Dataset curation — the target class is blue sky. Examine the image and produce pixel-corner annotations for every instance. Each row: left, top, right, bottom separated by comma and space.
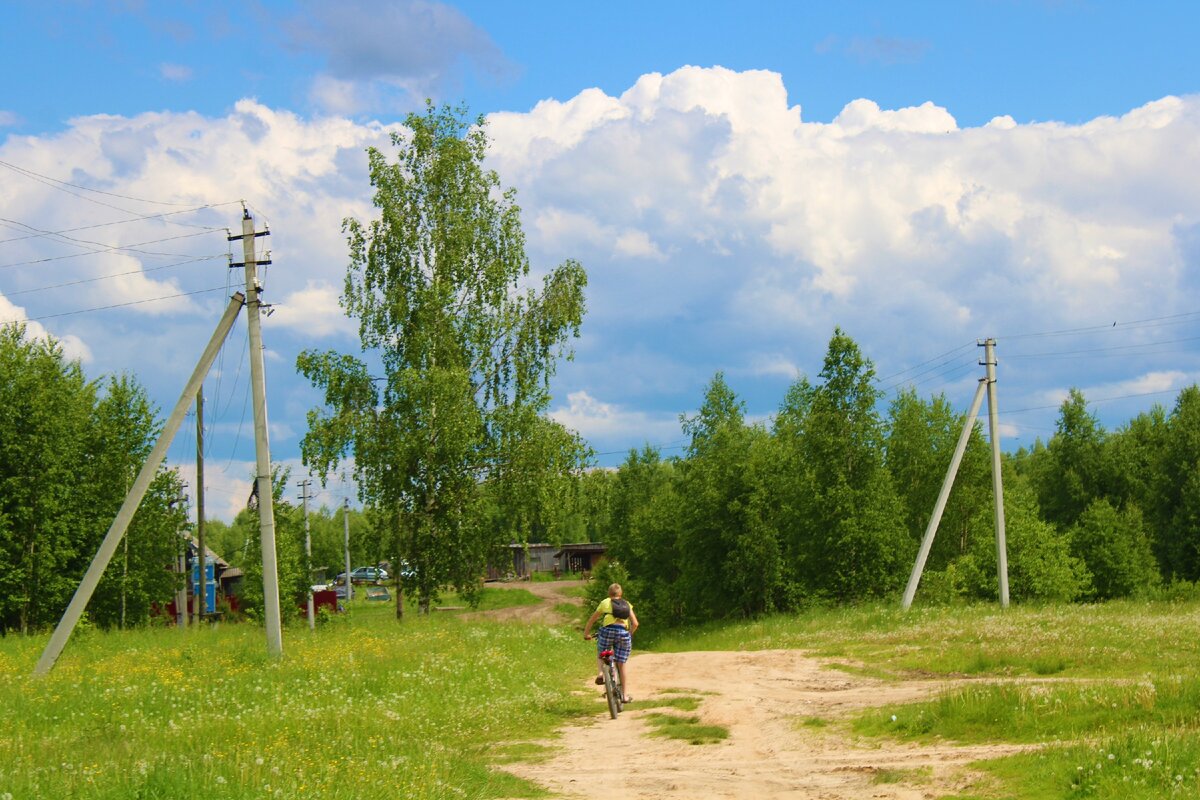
2, 1, 1199, 519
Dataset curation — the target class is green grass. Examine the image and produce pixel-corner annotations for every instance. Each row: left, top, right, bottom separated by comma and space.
0, 603, 589, 799
973, 728, 1200, 799
634, 695, 702, 712
553, 602, 581, 618
850, 677, 1200, 798
642, 712, 729, 745
854, 676, 1200, 744
872, 766, 931, 785
529, 572, 583, 583
435, 586, 542, 611
645, 600, 1200, 680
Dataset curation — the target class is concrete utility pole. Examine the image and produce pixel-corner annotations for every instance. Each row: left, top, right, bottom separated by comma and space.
902, 379, 988, 610
299, 479, 314, 630
343, 498, 353, 603
982, 338, 1010, 608
195, 387, 206, 624
34, 293, 244, 676
230, 208, 283, 656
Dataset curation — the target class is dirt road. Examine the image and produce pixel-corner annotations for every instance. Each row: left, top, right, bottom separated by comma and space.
484, 581, 1022, 799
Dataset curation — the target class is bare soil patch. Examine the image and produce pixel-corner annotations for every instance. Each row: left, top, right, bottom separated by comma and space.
504, 649, 1033, 799
463, 579, 587, 624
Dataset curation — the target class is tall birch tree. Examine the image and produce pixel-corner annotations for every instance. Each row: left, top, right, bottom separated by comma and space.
298, 103, 586, 612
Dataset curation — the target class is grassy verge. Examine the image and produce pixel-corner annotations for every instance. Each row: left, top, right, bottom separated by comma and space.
645, 600, 1200, 679
0, 602, 589, 799
855, 676, 1200, 744
851, 675, 1200, 798
435, 586, 543, 611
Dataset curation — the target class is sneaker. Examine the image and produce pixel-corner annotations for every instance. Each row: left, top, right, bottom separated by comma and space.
594, 676, 604, 685
622, 696, 633, 704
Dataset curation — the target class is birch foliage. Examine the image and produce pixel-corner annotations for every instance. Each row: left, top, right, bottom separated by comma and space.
298, 103, 586, 610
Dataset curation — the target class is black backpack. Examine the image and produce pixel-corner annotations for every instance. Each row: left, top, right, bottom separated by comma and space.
610, 598, 631, 620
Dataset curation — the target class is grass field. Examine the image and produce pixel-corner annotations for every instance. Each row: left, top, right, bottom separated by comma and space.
3, 596, 1200, 798
0, 598, 586, 800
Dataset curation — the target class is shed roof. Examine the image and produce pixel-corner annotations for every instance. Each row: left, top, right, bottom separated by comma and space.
555, 542, 606, 556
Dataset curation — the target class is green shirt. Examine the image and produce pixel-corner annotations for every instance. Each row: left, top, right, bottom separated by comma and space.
596, 596, 633, 629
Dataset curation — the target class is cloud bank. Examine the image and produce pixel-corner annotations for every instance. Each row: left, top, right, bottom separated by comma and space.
3, 66, 1199, 503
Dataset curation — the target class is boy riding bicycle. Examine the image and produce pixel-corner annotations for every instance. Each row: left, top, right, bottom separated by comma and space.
583, 583, 638, 703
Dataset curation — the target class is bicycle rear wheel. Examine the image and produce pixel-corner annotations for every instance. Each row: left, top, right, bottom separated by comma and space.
612, 664, 624, 712
602, 661, 619, 719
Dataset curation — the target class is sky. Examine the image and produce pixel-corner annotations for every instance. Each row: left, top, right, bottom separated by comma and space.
2, 0, 1199, 521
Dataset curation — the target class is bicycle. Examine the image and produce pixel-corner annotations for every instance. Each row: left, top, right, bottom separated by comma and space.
598, 647, 624, 719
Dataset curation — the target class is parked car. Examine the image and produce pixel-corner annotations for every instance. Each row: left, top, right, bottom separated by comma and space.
335, 566, 390, 585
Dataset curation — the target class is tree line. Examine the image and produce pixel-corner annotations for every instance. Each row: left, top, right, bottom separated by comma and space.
0, 322, 401, 631
575, 330, 1200, 627
0, 326, 186, 633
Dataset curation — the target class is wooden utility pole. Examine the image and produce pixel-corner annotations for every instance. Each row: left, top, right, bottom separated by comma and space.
299, 479, 314, 630
34, 293, 245, 676
229, 208, 283, 656
195, 387, 206, 624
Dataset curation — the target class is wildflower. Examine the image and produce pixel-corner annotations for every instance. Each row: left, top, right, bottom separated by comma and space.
215, 777, 226, 785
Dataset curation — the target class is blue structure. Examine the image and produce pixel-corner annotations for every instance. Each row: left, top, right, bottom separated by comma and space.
191, 558, 216, 614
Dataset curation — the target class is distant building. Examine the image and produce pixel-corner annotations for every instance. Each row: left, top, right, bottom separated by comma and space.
555, 543, 607, 575
486, 541, 607, 580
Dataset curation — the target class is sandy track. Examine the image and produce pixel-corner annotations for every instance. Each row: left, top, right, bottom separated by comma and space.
482, 583, 1026, 799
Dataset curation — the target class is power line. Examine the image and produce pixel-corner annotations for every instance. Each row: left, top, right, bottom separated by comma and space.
0, 206, 233, 245
1001, 310, 1200, 341
0, 157, 210, 207
0, 215, 221, 256
1006, 334, 1200, 360
1001, 387, 1182, 416
2, 254, 224, 296
0, 228, 223, 270
875, 341, 975, 385
1, 285, 234, 323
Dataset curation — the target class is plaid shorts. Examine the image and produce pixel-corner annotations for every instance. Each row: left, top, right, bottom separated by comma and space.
597, 624, 632, 663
